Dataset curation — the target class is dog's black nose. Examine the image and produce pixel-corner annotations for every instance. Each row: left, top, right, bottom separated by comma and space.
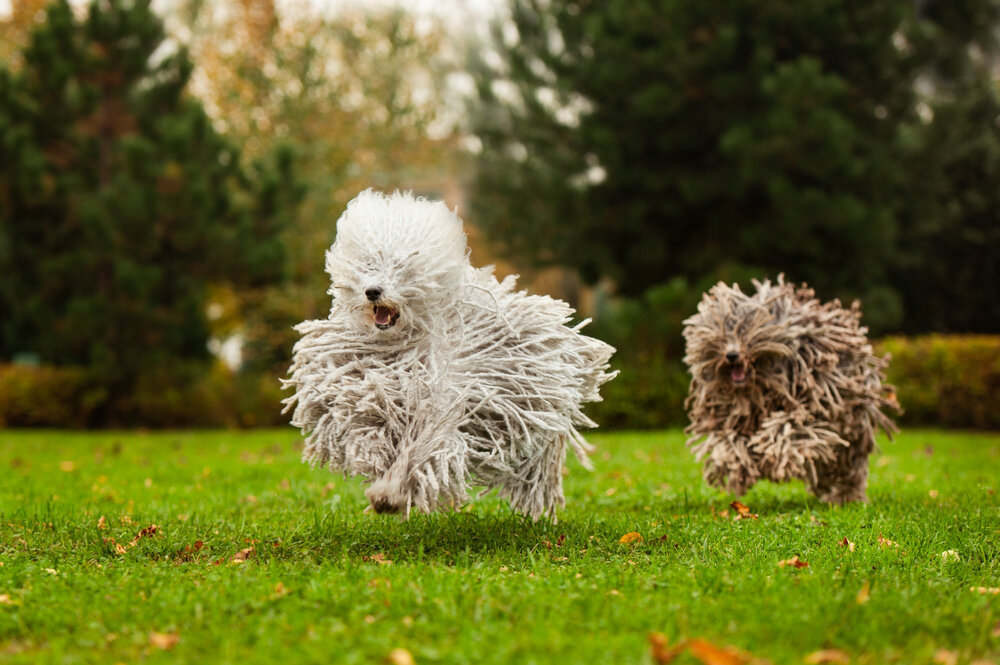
725, 352, 739, 363
365, 287, 382, 302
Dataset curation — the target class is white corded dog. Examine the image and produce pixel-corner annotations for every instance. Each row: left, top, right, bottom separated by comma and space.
284, 190, 616, 520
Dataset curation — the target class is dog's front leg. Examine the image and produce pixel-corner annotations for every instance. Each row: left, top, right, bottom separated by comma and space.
365, 450, 415, 515
749, 410, 854, 499
364, 416, 468, 516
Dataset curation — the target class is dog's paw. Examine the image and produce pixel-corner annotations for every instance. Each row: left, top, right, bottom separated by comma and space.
365, 484, 406, 515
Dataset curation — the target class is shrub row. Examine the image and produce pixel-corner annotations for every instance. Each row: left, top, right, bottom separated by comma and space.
1, 335, 997, 429
0, 364, 289, 429
584, 356, 689, 431
0, 365, 105, 427
878, 335, 1000, 430
586, 334, 1000, 431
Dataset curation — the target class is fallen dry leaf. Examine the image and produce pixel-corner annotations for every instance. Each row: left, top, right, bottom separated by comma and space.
856, 581, 871, 604
805, 648, 850, 664
273, 582, 290, 597
933, 649, 958, 665
729, 501, 758, 520
149, 632, 179, 650
940, 550, 960, 562
129, 524, 158, 546
386, 648, 415, 665
929, 489, 940, 499
58, 461, 75, 472
364, 552, 393, 565
971, 586, 1000, 595
687, 637, 752, 665
231, 547, 255, 564
619, 532, 643, 545
175, 540, 204, 561
0, 594, 13, 605
97, 516, 106, 530
838, 537, 855, 552
646, 636, 757, 665
877, 534, 899, 549
105, 524, 160, 556
778, 555, 809, 569
649, 633, 683, 664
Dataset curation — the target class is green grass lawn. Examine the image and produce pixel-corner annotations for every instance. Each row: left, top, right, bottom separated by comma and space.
1, 428, 998, 665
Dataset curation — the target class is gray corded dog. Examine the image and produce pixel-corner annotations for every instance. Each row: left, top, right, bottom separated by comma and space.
284, 190, 616, 520
682, 276, 899, 503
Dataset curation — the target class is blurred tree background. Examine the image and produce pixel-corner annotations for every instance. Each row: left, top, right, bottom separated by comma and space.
171, 0, 463, 373
0, 0, 463, 426
0, 0, 295, 423
469, 0, 1000, 428
0, 0, 997, 428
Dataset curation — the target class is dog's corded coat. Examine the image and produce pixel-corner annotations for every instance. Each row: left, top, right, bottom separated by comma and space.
682, 277, 899, 503
283, 190, 616, 519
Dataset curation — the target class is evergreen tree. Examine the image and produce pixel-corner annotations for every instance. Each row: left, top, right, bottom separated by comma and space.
469, 0, 999, 334
895, 80, 1000, 333
0, 0, 289, 398
892, 0, 1000, 333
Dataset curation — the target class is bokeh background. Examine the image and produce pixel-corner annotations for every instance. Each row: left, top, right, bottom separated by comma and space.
1, 0, 997, 430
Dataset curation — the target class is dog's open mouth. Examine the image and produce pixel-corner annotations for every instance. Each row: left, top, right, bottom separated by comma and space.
373, 304, 399, 330
730, 364, 747, 384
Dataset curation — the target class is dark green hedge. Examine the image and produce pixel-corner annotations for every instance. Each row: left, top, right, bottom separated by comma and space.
0, 364, 288, 429
586, 334, 1000, 432
585, 357, 689, 431
0, 365, 105, 428
2, 335, 997, 429
878, 335, 1000, 430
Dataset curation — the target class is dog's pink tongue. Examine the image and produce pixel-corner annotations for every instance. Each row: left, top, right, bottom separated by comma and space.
731, 366, 746, 382
374, 306, 392, 325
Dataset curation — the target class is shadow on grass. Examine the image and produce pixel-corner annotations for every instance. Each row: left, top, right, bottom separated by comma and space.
707, 479, 884, 515
291, 509, 590, 562
90, 486, 881, 565
266, 493, 848, 562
